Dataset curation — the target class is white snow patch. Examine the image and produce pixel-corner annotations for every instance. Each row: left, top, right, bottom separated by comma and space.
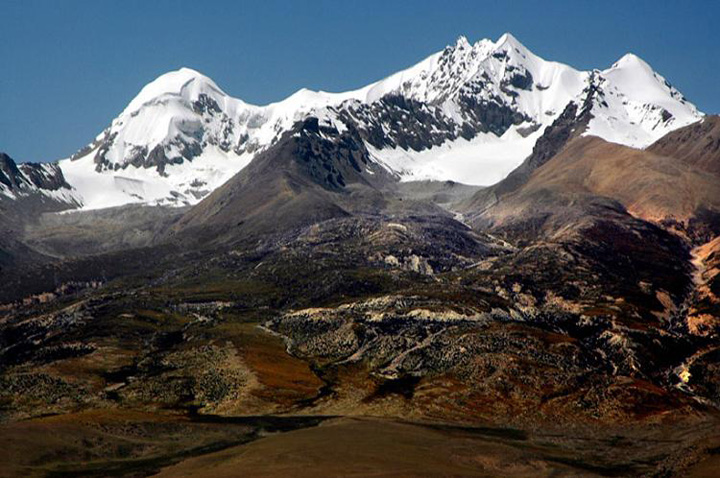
59, 146, 252, 210
367, 126, 542, 186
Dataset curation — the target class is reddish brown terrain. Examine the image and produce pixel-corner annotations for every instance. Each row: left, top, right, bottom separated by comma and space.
1, 105, 719, 476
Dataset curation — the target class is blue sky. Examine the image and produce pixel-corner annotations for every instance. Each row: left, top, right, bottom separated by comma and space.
1, 0, 717, 163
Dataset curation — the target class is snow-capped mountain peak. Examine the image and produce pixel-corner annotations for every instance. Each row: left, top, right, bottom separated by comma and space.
611, 52, 650, 70
85, 67, 259, 170
454, 35, 472, 50
602, 52, 690, 107
120, 67, 237, 117
580, 51, 701, 147
494, 32, 528, 54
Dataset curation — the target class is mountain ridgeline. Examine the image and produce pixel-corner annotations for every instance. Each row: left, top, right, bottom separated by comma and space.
2, 33, 699, 212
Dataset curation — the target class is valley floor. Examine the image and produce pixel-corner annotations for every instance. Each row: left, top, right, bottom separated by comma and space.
2, 406, 720, 477
1, 319, 719, 478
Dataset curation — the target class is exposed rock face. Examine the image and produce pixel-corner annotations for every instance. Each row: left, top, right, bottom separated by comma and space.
292, 117, 371, 191
337, 95, 461, 151
0, 152, 78, 225
0, 153, 24, 190
336, 88, 531, 154
17, 163, 72, 191
171, 117, 388, 243
0, 153, 71, 194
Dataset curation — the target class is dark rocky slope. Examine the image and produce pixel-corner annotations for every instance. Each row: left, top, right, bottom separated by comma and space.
172, 117, 447, 247
0, 152, 79, 269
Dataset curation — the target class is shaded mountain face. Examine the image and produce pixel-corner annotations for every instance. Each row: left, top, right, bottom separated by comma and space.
0, 152, 80, 231
172, 117, 396, 244
12, 32, 697, 211
0, 153, 79, 268
0, 153, 75, 204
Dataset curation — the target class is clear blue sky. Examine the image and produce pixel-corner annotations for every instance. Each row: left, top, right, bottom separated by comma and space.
1, 0, 717, 163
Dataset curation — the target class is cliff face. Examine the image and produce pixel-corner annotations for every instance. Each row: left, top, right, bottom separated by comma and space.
0, 152, 72, 194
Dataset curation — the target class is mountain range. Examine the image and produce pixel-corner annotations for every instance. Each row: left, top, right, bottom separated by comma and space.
1, 33, 701, 211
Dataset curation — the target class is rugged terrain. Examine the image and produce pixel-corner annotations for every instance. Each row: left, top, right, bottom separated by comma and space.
1, 34, 718, 477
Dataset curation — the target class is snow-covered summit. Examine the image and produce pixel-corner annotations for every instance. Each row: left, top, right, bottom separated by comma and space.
580, 53, 701, 147
120, 67, 237, 116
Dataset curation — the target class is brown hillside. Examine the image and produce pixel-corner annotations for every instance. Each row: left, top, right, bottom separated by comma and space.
648, 115, 720, 176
